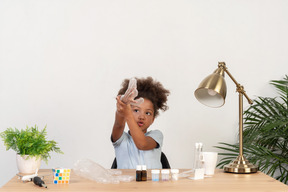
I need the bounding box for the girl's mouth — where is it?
[138,122,144,127]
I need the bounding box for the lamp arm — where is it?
[218,62,253,105]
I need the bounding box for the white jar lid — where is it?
[171,169,179,173]
[161,169,170,174]
[151,169,160,174]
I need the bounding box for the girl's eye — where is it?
[134,109,139,113]
[146,112,151,116]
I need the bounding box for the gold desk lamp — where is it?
[194,62,258,173]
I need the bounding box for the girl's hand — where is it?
[116,95,132,118]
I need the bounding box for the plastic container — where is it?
[161,169,170,181]
[171,169,179,181]
[151,170,160,181]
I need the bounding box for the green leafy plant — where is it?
[215,75,288,184]
[0,125,63,163]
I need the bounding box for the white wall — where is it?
[0,0,287,187]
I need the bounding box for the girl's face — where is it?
[131,98,155,133]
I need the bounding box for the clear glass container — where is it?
[193,143,203,170]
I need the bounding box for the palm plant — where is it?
[215,75,288,184]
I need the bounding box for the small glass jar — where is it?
[151,170,160,181]
[161,169,170,181]
[171,169,179,181]
[141,165,147,181]
[136,165,142,181]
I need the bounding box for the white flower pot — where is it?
[16,154,41,174]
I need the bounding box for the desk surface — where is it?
[0,169,287,192]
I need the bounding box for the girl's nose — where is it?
[138,113,145,120]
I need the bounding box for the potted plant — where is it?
[215,75,288,184]
[0,125,63,174]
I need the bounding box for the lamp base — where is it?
[224,155,258,174]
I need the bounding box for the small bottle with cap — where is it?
[161,169,170,181]
[136,165,142,181]
[171,169,179,181]
[141,165,147,181]
[151,170,160,181]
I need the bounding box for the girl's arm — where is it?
[115,97,157,150]
[111,96,126,142]
[126,116,158,150]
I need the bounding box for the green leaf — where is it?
[0,125,63,164]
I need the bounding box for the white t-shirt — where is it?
[112,130,163,169]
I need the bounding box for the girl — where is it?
[111,77,170,169]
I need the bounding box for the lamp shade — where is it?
[194,67,227,108]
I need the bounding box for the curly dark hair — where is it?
[118,77,170,117]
